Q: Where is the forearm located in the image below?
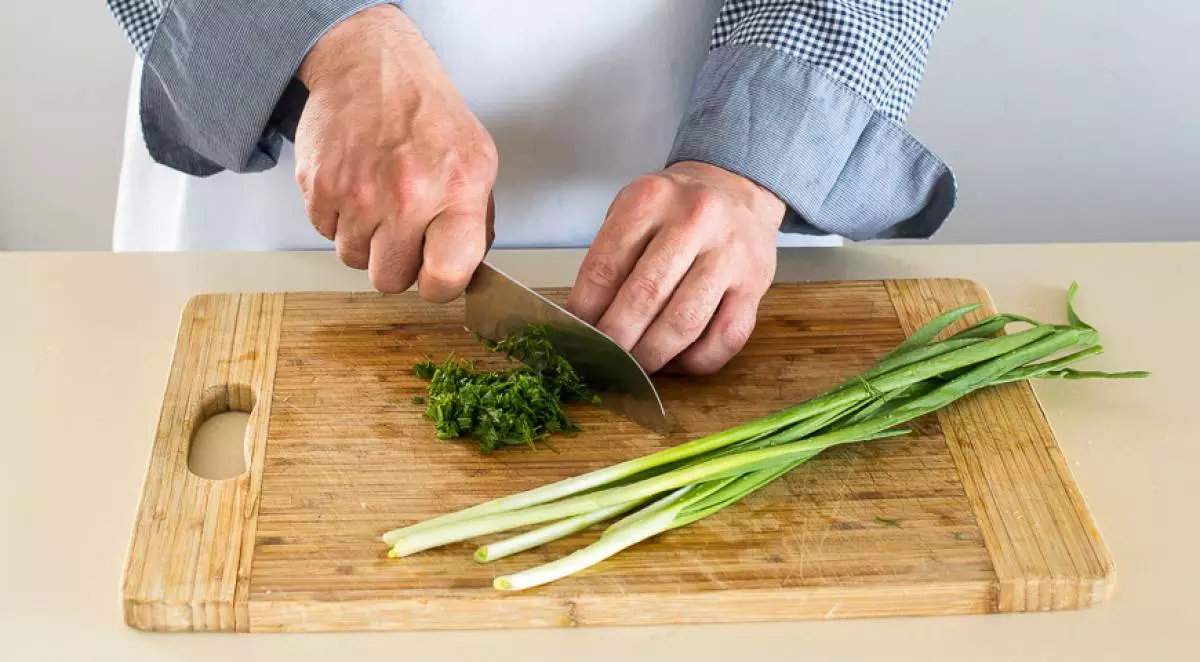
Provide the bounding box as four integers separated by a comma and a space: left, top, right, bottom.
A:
105, 0, 402, 176
671, 0, 957, 240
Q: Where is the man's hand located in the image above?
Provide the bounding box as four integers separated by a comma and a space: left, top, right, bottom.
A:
294, 6, 497, 301
566, 161, 785, 375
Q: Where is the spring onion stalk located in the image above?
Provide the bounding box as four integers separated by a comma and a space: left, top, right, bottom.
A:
473, 498, 649, 563
387, 327, 1072, 556
384, 324, 1062, 547
498, 454, 826, 591
880, 304, 980, 359
493, 508, 680, 591
846, 337, 985, 386
487, 332, 1092, 589
947, 313, 1040, 341
382, 393, 850, 545
388, 427, 912, 558
602, 485, 695, 536
992, 346, 1147, 384
384, 284, 1148, 590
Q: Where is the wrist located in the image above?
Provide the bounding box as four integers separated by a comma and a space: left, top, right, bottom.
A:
297, 4, 417, 91
667, 160, 786, 230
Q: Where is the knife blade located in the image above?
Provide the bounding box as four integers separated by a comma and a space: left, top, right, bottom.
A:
463, 261, 670, 435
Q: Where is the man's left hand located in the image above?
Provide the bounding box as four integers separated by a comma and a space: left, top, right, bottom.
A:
566, 161, 785, 375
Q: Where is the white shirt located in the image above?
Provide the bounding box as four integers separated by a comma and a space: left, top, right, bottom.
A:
113, 0, 842, 252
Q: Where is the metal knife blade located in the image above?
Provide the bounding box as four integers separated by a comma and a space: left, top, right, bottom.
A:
463, 261, 669, 435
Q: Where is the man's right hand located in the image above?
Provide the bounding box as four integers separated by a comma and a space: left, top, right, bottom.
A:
294, 5, 497, 302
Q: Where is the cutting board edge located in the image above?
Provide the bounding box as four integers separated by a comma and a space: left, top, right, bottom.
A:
884, 278, 1116, 613
245, 579, 1000, 632
122, 293, 285, 633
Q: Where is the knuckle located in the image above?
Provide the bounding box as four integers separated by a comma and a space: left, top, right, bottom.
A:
668, 272, 723, 336
335, 243, 367, 270
295, 167, 311, 196
667, 303, 710, 337
311, 168, 340, 200
468, 134, 499, 174
638, 172, 674, 197
622, 173, 673, 210
594, 318, 629, 349
418, 273, 469, 303
346, 180, 377, 212
720, 314, 756, 352
684, 187, 721, 227
307, 208, 333, 240
626, 274, 664, 305
579, 256, 623, 292
392, 174, 432, 218
422, 260, 472, 290
741, 251, 776, 289
368, 252, 415, 294
676, 213, 706, 238
637, 343, 676, 373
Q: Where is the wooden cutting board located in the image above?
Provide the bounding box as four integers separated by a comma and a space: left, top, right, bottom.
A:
122, 279, 1113, 632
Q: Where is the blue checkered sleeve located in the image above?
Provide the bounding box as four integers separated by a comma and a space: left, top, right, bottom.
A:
669, 1, 958, 240
711, 0, 953, 125
105, 0, 166, 57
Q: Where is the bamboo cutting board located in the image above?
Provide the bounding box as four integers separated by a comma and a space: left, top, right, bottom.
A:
122, 279, 1114, 632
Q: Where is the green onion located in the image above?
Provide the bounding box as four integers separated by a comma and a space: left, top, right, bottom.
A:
412, 326, 602, 454
382, 283, 1147, 590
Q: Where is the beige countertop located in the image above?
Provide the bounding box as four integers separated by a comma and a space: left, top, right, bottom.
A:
2, 243, 1195, 661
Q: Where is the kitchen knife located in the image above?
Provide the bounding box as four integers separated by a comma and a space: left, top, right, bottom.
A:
463, 261, 670, 435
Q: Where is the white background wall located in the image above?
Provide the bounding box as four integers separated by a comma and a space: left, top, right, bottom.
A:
1, 1, 1196, 250
907, 0, 1200, 243
0, 1, 132, 250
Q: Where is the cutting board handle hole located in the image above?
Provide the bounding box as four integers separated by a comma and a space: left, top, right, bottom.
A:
187, 384, 257, 481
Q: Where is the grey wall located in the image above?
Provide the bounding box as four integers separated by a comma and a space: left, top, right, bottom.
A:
1, 1, 1196, 250
0, 1, 131, 250
905, 0, 1200, 243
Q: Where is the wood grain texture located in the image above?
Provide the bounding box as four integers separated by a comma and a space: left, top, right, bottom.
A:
885, 279, 1115, 612
122, 293, 284, 632
122, 279, 1112, 632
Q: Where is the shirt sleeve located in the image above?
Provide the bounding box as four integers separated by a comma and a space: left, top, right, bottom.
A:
104, 0, 400, 177
668, 0, 957, 241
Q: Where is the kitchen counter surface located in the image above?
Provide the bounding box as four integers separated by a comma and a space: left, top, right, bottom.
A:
2, 243, 1195, 661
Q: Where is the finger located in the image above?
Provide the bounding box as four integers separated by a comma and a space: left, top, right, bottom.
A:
565, 181, 666, 324
630, 252, 730, 373
417, 204, 489, 303
594, 220, 709, 351
368, 165, 444, 291
309, 205, 338, 242
673, 288, 762, 375
301, 178, 339, 241
334, 213, 378, 270
566, 224, 654, 326
367, 215, 424, 293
